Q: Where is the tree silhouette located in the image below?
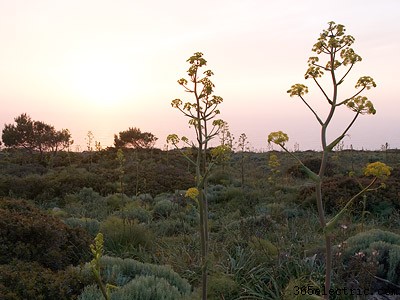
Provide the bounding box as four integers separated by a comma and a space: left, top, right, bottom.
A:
114, 127, 157, 149
2, 113, 72, 159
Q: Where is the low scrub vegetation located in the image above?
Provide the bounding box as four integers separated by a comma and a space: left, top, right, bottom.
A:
0, 147, 399, 299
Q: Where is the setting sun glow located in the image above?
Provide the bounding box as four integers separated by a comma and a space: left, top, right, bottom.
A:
0, 0, 399, 150
66, 53, 137, 107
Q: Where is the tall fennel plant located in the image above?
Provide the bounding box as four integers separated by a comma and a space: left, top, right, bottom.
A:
268, 21, 377, 297
167, 52, 224, 300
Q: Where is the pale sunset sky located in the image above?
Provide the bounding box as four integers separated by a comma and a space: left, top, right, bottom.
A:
1, 0, 399, 151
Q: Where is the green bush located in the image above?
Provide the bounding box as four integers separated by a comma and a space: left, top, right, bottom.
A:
0, 198, 91, 270
63, 217, 100, 237
220, 186, 244, 203
183, 204, 199, 226
208, 169, 232, 185
207, 273, 240, 300
77, 285, 102, 300
105, 193, 131, 214
151, 218, 194, 236
100, 216, 154, 253
115, 202, 152, 224
152, 199, 177, 219
79, 276, 185, 300
45, 167, 107, 198
105, 255, 191, 292
249, 236, 278, 257
113, 275, 183, 299
226, 214, 277, 241
297, 169, 400, 215
0, 260, 88, 300
6, 174, 46, 200
79, 255, 192, 298
338, 229, 400, 293
287, 158, 337, 178
154, 192, 172, 203
64, 187, 106, 217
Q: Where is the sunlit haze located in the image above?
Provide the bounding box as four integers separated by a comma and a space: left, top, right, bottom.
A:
1, 0, 399, 151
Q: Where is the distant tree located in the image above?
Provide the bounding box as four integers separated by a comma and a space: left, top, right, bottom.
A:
114, 127, 157, 149
1, 113, 72, 158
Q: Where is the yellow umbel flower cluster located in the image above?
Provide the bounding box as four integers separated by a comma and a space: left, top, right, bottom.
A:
364, 161, 391, 180
185, 187, 199, 200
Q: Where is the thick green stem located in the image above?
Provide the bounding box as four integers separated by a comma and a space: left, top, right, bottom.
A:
324, 235, 332, 299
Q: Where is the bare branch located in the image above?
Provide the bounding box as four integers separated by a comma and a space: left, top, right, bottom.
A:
313, 77, 332, 105
299, 95, 324, 125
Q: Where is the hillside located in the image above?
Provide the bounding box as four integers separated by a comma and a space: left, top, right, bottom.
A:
1, 147, 400, 299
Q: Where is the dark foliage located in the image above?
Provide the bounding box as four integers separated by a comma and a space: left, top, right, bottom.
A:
297, 167, 400, 214
287, 157, 337, 178
335, 229, 400, 294
2, 113, 71, 157
0, 148, 194, 205
114, 127, 157, 149
0, 261, 89, 300
0, 198, 91, 270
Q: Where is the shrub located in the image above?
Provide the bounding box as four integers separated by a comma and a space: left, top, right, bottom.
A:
105, 193, 131, 214
41, 167, 107, 203
0, 260, 88, 300
79, 255, 192, 298
77, 285, 102, 300
248, 236, 278, 257
226, 214, 277, 240
0, 198, 91, 270
137, 193, 153, 202
207, 273, 240, 300
100, 216, 154, 253
208, 169, 232, 185
114, 275, 184, 299
115, 203, 152, 224
3, 174, 46, 201
79, 276, 185, 300
337, 229, 400, 293
63, 217, 100, 237
151, 218, 194, 236
183, 204, 199, 226
297, 168, 400, 214
154, 192, 172, 203
152, 199, 177, 219
209, 185, 243, 204
287, 158, 337, 178
64, 187, 108, 220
